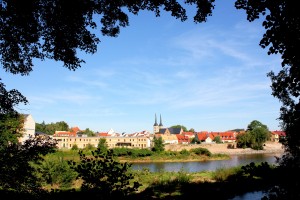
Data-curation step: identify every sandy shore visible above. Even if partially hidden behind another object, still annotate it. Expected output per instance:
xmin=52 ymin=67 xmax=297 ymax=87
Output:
xmin=165 ymin=141 xmax=285 ymax=155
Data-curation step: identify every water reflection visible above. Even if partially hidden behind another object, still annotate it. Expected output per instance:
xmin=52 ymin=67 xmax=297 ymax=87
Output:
xmin=132 ymin=153 xmax=282 ymax=172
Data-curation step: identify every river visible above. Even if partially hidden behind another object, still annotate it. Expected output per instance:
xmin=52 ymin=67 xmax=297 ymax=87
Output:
xmin=132 ymin=153 xmax=282 ymax=200
xmin=131 ymin=153 xmax=282 ymax=172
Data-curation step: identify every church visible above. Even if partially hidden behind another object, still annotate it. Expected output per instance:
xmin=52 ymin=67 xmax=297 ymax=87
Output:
xmin=153 ymin=114 xmax=183 ymax=135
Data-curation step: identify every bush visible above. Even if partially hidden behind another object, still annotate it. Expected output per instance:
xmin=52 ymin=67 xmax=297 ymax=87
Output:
xmin=179 ymin=149 xmax=190 ymax=156
xmin=36 ymin=155 xmax=77 ymax=189
xmin=84 ymin=143 xmax=95 ymax=150
xmin=0 ymin=137 xmax=56 ymax=195
xmin=113 ymin=148 xmax=153 ymax=158
xmin=69 ymin=148 xmax=141 ymax=199
xmin=190 ymin=147 xmax=212 ymax=157
xmin=71 ymin=144 xmax=78 ymax=150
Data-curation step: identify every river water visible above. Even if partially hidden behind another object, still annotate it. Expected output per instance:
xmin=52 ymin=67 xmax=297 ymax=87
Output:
xmin=131 ymin=153 xmax=283 ymax=172
xmin=131 ymin=153 xmax=283 ymax=200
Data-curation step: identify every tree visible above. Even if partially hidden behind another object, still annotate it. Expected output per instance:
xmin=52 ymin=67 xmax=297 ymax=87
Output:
xmin=83 ymin=128 xmax=95 ymax=137
xmin=170 ymin=125 xmax=188 ymax=132
xmin=98 ymin=138 xmax=108 ymax=153
xmin=71 ymin=144 xmax=78 ymax=150
xmin=0 ymin=112 xmax=24 ymax=150
xmin=0 ymin=80 xmax=28 ymax=114
xmin=0 ymin=0 xmax=214 ymax=75
xmin=247 ymin=120 xmax=268 ymax=131
xmin=236 ymin=132 xmax=253 ymax=149
xmin=0 ymin=136 xmax=57 ymax=195
xmin=188 ymin=128 xmax=195 ymax=132
xmin=236 ymin=120 xmax=270 ymax=150
xmin=249 ymin=126 xmax=270 ymax=150
xmin=247 ymin=120 xmax=270 ymax=150
xmin=36 ymin=155 xmax=77 ymax=189
xmin=152 ymin=136 xmax=165 ymax=152
xmin=235 ymin=1 xmax=300 ymax=197
xmin=35 ymin=121 xmax=70 ymax=135
xmin=213 ymin=135 xmax=222 ymax=144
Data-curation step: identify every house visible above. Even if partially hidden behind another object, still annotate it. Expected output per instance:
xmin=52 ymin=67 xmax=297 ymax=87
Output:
xmin=18 ymin=114 xmax=35 ymax=144
xmin=271 ymin=130 xmax=286 ymax=142
xmin=195 ymin=131 xmax=209 ymax=143
xmin=195 ymin=131 xmax=236 ymax=143
xmin=154 ymin=133 xmax=178 ymax=144
xmin=176 ymin=134 xmax=190 ymax=144
xmin=210 ymin=131 xmax=236 ymax=143
xmin=182 ymin=131 xmax=195 ymax=139
xmin=53 ymin=126 xmax=81 ymax=137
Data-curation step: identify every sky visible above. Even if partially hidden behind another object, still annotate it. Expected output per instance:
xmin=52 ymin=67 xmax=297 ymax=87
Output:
xmin=2 ymin=0 xmax=283 ymax=133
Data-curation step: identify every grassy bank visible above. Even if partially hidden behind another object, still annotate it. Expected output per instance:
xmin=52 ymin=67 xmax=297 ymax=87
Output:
xmin=49 ymin=147 xmax=230 ymax=163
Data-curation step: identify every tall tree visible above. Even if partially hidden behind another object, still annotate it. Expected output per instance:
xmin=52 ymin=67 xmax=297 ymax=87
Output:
xmin=0 ymin=113 xmax=24 ymax=150
xmin=97 ymin=138 xmax=108 ymax=153
xmin=152 ymin=136 xmax=165 ymax=152
xmin=36 ymin=121 xmax=70 ymax=135
xmin=0 ymin=80 xmax=28 ymax=114
xmin=235 ymin=1 xmax=300 ymax=198
xmin=247 ymin=120 xmax=268 ymax=131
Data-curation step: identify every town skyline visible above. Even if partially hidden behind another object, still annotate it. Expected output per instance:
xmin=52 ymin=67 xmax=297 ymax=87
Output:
xmin=35 ymin=113 xmax=281 ymax=134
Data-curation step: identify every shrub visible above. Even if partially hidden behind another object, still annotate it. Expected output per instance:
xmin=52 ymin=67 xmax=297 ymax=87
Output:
xmin=190 ymin=147 xmax=212 ymax=157
xmin=179 ymin=149 xmax=190 ymax=156
xmin=36 ymin=156 xmax=77 ymax=189
xmin=69 ymin=148 xmax=141 ymax=199
xmin=71 ymin=144 xmax=78 ymax=150
xmin=84 ymin=143 xmax=95 ymax=150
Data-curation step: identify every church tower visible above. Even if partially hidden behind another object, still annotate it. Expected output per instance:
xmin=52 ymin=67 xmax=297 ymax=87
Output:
xmin=159 ymin=114 xmax=163 ymax=130
xmin=153 ymin=113 xmax=159 ymax=134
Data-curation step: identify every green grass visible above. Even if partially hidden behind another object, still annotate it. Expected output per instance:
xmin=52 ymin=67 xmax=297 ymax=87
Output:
xmin=47 ymin=148 xmax=230 ymax=163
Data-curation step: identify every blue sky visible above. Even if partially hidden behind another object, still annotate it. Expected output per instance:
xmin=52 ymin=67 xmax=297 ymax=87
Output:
xmin=2 ymin=0 xmax=282 ymax=133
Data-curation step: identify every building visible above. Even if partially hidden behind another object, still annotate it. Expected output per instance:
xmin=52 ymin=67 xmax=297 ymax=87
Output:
xmin=153 ymin=114 xmax=182 ymax=144
xmin=195 ymin=131 xmax=237 ymax=143
xmin=153 ymin=113 xmax=164 ymax=134
xmin=18 ymin=114 xmax=35 ymax=144
xmin=53 ymin=129 xmax=152 ymax=149
xmin=271 ymin=130 xmax=286 ymax=142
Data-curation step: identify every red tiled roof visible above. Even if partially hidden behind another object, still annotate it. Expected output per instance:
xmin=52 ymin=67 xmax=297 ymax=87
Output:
xmin=98 ymin=132 xmax=109 ymax=137
xmin=54 ymin=131 xmax=76 ymax=137
xmin=196 ymin=131 xmax=236 ymax=141
xmin=71 ymin=127 xmax=81 ymax=133
xmin=182 ymin=132 xmax=194 ymax=135
xmin=196 ymin=132 xmax=209 ymax=140
xmin=176 ymin=134 xmax=190 ymax=143
xmin=271 ymin=131 xmax=286 ymax=137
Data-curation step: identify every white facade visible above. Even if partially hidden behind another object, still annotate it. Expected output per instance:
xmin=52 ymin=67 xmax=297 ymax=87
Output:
xmin=19 ymin=114 xmax=35 ymax=144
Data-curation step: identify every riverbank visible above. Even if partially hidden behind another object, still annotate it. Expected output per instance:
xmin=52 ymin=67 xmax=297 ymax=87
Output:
xmin=164 ymin=141 xmax=285 ymax=155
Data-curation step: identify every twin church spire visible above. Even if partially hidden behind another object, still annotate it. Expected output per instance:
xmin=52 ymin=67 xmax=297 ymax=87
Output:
xmin=153 ymin=113 xmax=163 ymax=133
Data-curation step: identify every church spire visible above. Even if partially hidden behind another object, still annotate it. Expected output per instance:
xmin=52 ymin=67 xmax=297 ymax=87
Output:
xmin=159 ymin=114 xmax=163 ymax=126
xmin=153 ymin=113 xmax=158 ymax=126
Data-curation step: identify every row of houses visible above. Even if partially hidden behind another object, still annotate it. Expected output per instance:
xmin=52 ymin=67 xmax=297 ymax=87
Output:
xmin=53 ymin=128 xmax=152 ymax=149
xmin=18 ymin=114 xmax=286 ymax=150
